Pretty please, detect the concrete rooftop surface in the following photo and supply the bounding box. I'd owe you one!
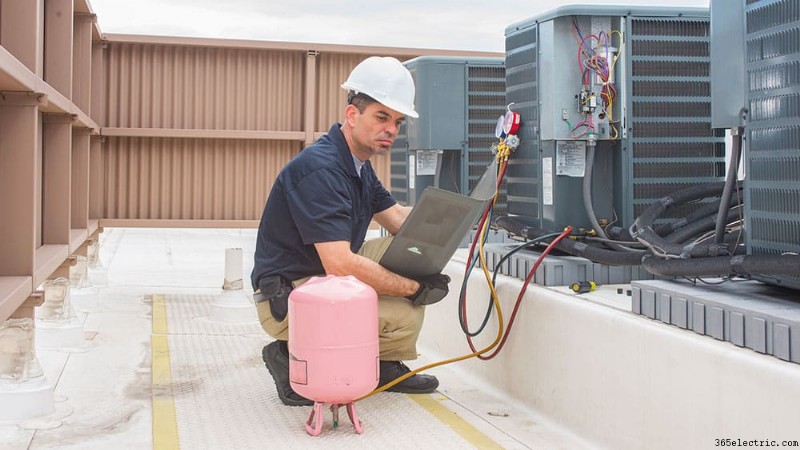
[1,228,798,449]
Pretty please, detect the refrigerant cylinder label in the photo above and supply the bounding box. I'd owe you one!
[556,141,586,177]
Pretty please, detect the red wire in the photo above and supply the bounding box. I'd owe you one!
[466,226,575,360]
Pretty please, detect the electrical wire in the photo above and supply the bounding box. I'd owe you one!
[584,236,647,248]
[461,233,562,338]
[571,21,624,140]
[361,155,511,400]
[471,226,574,361]
[457,155,509,335]
[367,125,584,394]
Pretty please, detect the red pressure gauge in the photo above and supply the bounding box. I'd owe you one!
[502,110,521,135]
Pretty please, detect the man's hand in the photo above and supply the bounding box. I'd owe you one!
[406,274,451,305]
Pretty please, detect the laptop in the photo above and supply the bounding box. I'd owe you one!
[378,160,497,279]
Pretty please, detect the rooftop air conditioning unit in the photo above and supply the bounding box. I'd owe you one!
[504,5,726,233]
[390,56,507,214]
[743,0,800,290]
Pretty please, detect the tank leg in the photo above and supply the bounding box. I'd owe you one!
[346,402,363,434]
[305,402,325,436]
[331,404,340,429]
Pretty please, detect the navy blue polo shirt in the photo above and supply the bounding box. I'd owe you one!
[251,123,396,288]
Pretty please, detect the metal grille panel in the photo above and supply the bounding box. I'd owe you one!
[504,25,539,222]
[626,16,725,227]
[631,19,711,37]
[391,124,409,205]
[467,64,507,215]
[746,0,800,290]
[393,58,505,209]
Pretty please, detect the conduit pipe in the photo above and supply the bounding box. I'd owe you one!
[495,216,646,266]
[642,254,800,278]
[630,182,732,258]
[714,127,743,245]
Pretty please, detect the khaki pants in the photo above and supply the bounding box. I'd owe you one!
[255,236,425,361]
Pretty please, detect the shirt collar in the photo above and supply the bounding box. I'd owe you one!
[328,123,361,178]
[352,154,365,177]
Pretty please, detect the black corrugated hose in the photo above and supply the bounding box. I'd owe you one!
[495,179,800,279]
[494,216,646,266]
[642,254,800,278]
[714,128,744,245]
[607,191,743,243]
[629,182,733,258]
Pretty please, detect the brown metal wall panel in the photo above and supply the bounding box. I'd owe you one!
[315,52,365,131]
[103,137,300,221]
[100,38,491,223]
[105,43,304,131]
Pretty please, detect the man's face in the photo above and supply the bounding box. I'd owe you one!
[346,102,405,160]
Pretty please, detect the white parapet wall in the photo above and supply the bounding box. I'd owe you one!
[419,256,800,449]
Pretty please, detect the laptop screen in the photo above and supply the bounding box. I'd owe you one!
[378,187,490,278]
[378,160,498,278]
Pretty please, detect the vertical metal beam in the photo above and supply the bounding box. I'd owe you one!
[43,0,74,98]
[0,93,43,276]
[0,0,43,75]
[42,114,73,245]
[90,42,105,123]
[304,50,318,146]
[72,13,94,113]
[71,128,90,231]
[88,135,104,221]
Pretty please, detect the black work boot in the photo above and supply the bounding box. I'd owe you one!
[378,360,439,394]
[262,341,313,406]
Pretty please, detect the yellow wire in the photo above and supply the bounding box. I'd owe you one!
[609,30,624,73]
[358,159,509,400]
[605,29,623,140]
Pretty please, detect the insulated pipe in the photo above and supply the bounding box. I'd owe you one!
[630,182,732,258]
[582,141,636,252]
[664,205,743,244]
[642,254,800,278]
[714,127,744,244]
[495,216,646,266]
[632,182,726,230]
[655,188,743,237]
[583,141,607,239]
[608,187,743,242]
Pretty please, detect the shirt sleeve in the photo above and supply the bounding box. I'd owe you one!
[285,168,353,245]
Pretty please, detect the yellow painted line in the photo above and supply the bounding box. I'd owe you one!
[408,393,503,450]
[152,294,180,450]
[153,294,169,335]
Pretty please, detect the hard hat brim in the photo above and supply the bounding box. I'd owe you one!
[341,84,419,118]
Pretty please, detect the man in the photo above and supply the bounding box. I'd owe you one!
[252,56,451,406]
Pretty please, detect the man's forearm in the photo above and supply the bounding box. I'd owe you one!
[325,251,419,298]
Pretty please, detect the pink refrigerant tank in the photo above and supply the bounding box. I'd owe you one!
[288,275,379,436]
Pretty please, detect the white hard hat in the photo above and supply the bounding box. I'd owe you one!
[341,56,419,118]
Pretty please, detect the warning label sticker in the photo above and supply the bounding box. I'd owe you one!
[556,141,586,177]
